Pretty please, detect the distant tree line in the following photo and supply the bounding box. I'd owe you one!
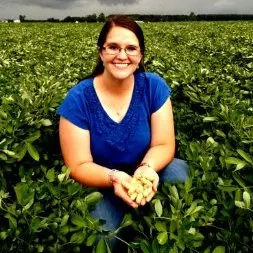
[127,13,253,22]
[10,12,253,23]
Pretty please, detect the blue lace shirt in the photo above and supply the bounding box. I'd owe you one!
[57,72,171,173]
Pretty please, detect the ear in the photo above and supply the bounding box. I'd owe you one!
[99,51,104,62]
[138,54,143,64]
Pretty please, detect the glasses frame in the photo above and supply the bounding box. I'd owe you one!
[102,44,141,56]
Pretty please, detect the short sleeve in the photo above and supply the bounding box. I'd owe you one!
[56,85,89,130]
[149,73,172,113]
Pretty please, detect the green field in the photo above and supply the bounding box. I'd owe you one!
[0,22,253,252]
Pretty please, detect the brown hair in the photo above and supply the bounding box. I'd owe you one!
[89,15,146,77]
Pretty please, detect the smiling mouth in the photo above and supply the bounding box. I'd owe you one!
[113,63,129,68]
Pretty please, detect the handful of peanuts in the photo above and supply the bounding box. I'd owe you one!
[122,172,156,205]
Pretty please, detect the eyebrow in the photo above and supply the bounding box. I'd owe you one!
[106,42,139,47]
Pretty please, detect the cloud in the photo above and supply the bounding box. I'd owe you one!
[214,0,234,7]
[3,0,139,9]
[29,0,77,9]
[97,0,140,5]
[2,0,84,10]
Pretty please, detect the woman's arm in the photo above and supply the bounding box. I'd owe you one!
[133,98,175,203]
[59,116,112,187]
[141,97,175,171]
[59,116,138,208]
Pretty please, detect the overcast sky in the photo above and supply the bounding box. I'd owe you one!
[1,0,252,20]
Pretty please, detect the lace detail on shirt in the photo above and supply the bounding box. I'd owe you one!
[87,74,145,152]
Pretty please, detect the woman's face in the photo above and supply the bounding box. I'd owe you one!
[100,26,142,81]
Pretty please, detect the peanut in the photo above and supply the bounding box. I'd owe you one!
[130,192,138,201]
[125,172,155,205]
[136,193,143,204]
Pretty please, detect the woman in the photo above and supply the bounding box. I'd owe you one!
[57,15,189,233]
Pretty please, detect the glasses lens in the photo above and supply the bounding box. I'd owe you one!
[126,46,139,56]
[106,45,119,54]
[103,45,140,55]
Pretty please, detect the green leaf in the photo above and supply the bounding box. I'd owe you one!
[191,206,204,215]
[2,149,16,157]
[210,199,217,205]
[58,173,65,182]
[212,246,225,253]
[169,246,179,253]
[140,241,151,253]
[170,185,179,199]
[234,161,247,171]
[204,247,211,253]
[226,157,248,171]
[41,119,52,126]
[16,145,27,161]
[0,138,6,146]
[155,221,167,232]
[157,231,168,245]
[70,231,85,244]
[243,191,251,208]
[59,226,69,235]
[5,214,17,229]
[0,190,9,200]
[235,201,245,208]
[235,189,242,201]
[46,169,55,182]
[237,149,253,165]
[37,245,44,253]
[46,183,58,197]
[86,233,97,247]
[25,130,41,143]
[225,157,244,165]
[184,202,203,217]
[0,231,8,240]
[218,185,238,192]
[119,213,133,228]
[71,214,86,227]
[23,198,35,212]
[184,201,197,217]
[188,227,196,235]
[84,192,103,207]
[203,117,218,122]
[150,240,161,253]
[185,177,192,193]
[26,142,40,161]
[233,173,246,188]
[0,110,7,119]
[60,214,69,226]
[96,238,107,253]
[169,220,177,233]
[105,240,112,253]
[215,129,226,138]
[206,137,218,146]
[67,183,81,195]
[14,183,35,207]
[31,218,47,233]
[0,153,7,160]
[154,199,163,217]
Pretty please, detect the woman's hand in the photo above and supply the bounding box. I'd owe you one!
[111,170,139,208]
[134,164,159,205]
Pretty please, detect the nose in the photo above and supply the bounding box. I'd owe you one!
[117,48,128,59]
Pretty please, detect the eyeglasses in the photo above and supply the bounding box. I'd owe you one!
[102,44,141,56]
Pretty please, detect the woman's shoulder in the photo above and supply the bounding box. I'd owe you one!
[135,72,169,89]
[69,77,94,94]
[136,72,171,113]
[136,71,166,83]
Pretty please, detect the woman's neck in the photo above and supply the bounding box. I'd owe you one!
[99,72,134,95]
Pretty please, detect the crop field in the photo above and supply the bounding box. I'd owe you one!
[0,21,252,252]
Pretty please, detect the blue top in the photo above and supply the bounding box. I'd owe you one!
[57,72,171,174]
